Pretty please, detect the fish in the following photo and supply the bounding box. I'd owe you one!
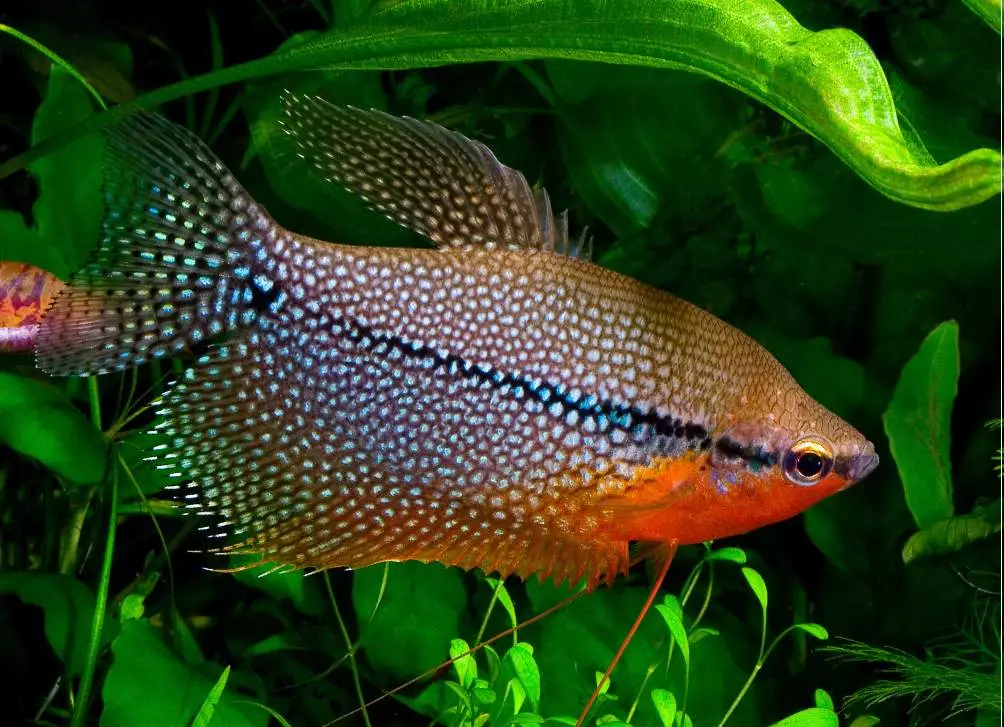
[0,262,64,353]
[31,92,878,720]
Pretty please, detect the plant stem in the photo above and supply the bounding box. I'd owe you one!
[717,626,797,727]
[69,461,118,727]
[0,24,107,110]
[324,572,372,727]
[474,577,506,646]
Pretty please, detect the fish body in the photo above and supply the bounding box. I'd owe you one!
[33,94,878,587]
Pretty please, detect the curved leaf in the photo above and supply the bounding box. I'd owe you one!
[902,499,1002,563]
[2,0,998,211]
[768,707,840,727]
[0,371,108,484]
[883,320,959,530]
[741,567,768,616]
[961,0,1002,34]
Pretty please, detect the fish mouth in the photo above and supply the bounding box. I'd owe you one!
[847,442,880,482]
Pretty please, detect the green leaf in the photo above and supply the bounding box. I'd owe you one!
[229,554,326,616]
[451,638,478,691]
[883,320,959,529]
[847,718,881,727]
[654,595,690,668]
[0,572,96,676]
[191,666,230,727]
[901,499,1003,563]
[504,642,541,712]
[0,372,108,485]
[6,0,999,211]
[351,562,464,679]
[651,689,678,727]
[485,576,519,629]
[101,620,265,727]
[793,624,829,641]
[813,689,834,710]
[767,707,840,727]
[741,567,768,616]
[704,547,747,564]
[961,0,1002,34]
[28,65,104,278]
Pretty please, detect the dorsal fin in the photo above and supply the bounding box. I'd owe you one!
[278,91,588,260]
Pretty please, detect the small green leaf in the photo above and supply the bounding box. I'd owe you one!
[451,638,478,691]
[505,643,541,712]
[902,499,1002,563]
[813,689,834,710]
[120,594,145,622]
[0,571,96,676]
[847,717,881,727]
[0,372,108,484]
[654,595,690,668]
[485,576,519,629]
[191,666,230,727]
[794,624,829,641]
[767,707,840,727]
[651,688,678,727]
[594,670,612,696]
[688,626,720,645]
[883,320,959,529]
[741,567,768,615]
[473,686,497,705]
[704,547,747,564]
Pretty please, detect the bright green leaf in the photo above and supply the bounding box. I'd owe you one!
[191,666,230,727]
[0,571,96,676]
[7,0,1000,211]
[961,0,1002,33]
[813,689,834,710]
[654,595,690,668]
[741,567,768,615]
[793,624,829,641]
[901,499,1003,563]
[704,547,747,564]
[651,689,677,727]
[767,707,840,727]
[485,576,519,629]
[883,320,959,529]
[0,371,108,484]
[450,639,478,691]
[505,642,541,712]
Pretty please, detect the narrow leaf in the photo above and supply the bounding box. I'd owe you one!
[901,499,1003,563]
[450,639,478,691]
[191,666,230,727]
[654,595,690,667]
[794,624,829,641]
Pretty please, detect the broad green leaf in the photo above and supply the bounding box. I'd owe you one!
[0,572,96,676]
[0,371,108,484]
[651,689,677,727]
[28,66,104,279]
[654,595,689,668]
[793,624,829,641]
[351,561,464,679]
[450,638,478,691]
[5,0,999,211]
[901,499,1003,563]
[229,554,326,616]
[767,707,840,727]
[704,547,747,564]
[883,320,959,529]
[101,620,265,727]
[191,666,231,727]
[813,689,834,710]
[741,567,768,615]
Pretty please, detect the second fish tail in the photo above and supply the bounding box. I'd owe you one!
[35,111,284,377]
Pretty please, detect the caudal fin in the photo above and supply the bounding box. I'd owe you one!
[35,112,277,377]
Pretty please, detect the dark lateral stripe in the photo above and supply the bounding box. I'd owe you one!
[714,436,777,467]
[334,316,710,448]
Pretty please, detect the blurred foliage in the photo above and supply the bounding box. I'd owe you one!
[0,1,999,726]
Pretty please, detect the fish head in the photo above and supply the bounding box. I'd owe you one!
[697,373,879,538]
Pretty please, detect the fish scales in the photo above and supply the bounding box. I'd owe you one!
[34,93,878,588]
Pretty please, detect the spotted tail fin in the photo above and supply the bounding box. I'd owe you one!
[35,112,278,377]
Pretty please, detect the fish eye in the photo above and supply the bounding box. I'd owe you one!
[783,438,834,486]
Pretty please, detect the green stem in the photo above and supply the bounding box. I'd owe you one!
[0,24,107,110]
[324,573,372,727]
[69,460,118,727]
[474,577,505,646]
[717,626,797,727]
